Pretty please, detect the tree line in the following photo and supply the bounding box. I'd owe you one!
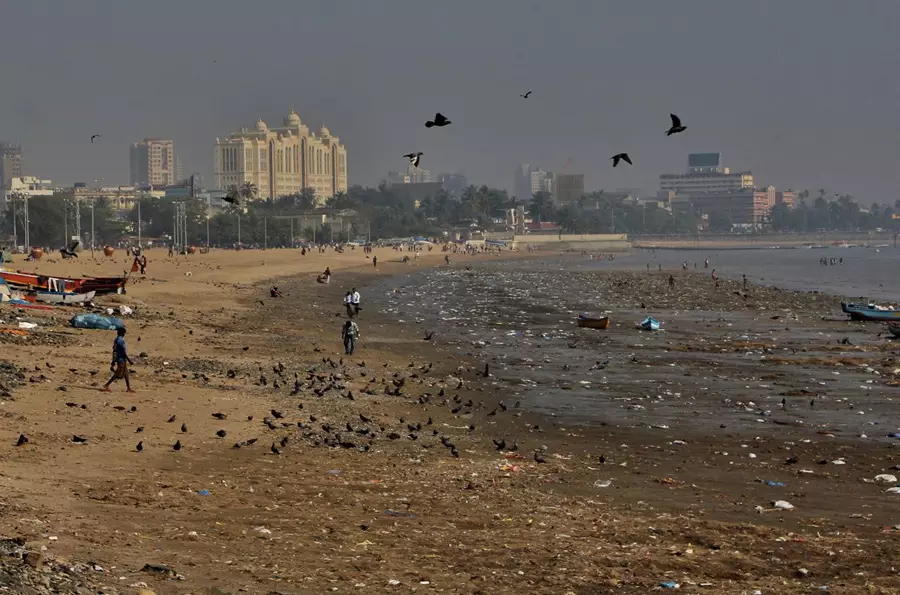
[3,185,895,249]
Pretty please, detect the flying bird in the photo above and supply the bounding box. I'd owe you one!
[90,135,101,143]
[425,113,451,128]
[666,113,686,136]
[403,152,423,168]
[520,91,532,99]
[611,153,632,167]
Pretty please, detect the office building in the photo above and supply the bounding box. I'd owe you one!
[553,173,584,205]
[2,176,60,211]
[130,139,176,187]
[775,191,795,208]
[659,153,754,195]
[438,173,468,198]
[514,164,554,200]
[670,188,773,226]
[213,109,348,204]
[0,143,23,190]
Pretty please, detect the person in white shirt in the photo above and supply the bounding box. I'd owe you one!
[344,292,354,317]
[351,288,361,316]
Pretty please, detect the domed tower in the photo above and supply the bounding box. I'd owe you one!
[255,119,268,133]
[284,109,301,128]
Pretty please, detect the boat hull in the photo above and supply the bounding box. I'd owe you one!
[0,270,126,295]
[640,317,661,331]
[888,322,900,338]
[841,302,900,321]
[577,316,610,329]
[33,290,96,304]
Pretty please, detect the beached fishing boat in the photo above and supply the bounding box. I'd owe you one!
[576,314,610,329]
[887,322,900,338]
[0,269,126,295]
[30,290,96,305]
[639,316,661,331]
[74,276,127,295]
[841,302,900,322]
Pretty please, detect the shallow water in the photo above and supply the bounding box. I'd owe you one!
[370,252,900,441]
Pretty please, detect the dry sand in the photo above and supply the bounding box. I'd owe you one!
[0,247,897,594]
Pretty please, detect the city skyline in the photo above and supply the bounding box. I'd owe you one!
[0,1,898,203]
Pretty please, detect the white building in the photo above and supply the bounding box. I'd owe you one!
[513,165,554,200]
[2,176,62,210]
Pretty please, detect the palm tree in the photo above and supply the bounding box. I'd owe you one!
[240,181,258,202]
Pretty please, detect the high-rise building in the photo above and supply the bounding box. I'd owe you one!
[0,143,23,190]
[130,139,176,187]
[175,157,185,184]
[659,152,753,195]
[213,109,348,204]
[438,173,468,198]
[514,165,554,200]
[553,173,584,205]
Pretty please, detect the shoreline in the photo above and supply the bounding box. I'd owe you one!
[0,248,897,594]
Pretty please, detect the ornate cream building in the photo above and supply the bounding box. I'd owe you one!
[214,109,348,203]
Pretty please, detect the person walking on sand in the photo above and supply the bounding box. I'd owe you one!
[351,287,361,316]
[743,274,748,289]
[344,291,354,317]
[372,255,378,268]
[668,274,675,288]
[102,328,135,393]
[342,319,360,355]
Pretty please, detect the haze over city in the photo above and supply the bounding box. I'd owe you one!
[1,0,899,201]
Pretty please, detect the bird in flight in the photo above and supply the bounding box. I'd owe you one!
[520,91,532,99]
[425,113,451,128]
[403,152,423,168]
[90,135,101,143]
[611,153,632,167]
[666,113,686,136]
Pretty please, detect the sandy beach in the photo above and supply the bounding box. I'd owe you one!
[0,247,898,595]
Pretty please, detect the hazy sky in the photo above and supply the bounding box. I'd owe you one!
[1,0,899,202]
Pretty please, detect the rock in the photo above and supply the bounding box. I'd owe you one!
[136,590,158,595]
[23,551,42,569]
[874,474,898,483]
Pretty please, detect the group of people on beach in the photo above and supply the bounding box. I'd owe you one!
[341,288,361,355]
[820,256,843,266]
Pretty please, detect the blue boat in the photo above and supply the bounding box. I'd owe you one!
[639,316,661,331]
[841,302,900,322]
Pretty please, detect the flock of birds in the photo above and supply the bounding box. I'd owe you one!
[404,92,688,171]
[12,355,565,464]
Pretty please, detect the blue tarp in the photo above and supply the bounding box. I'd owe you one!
[70,313,125,330]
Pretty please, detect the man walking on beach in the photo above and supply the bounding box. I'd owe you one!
[351,287,361,316]
[342,319,360,355]
[102,328,135,393]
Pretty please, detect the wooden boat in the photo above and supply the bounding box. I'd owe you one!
[841,302,900,322]
[0,269,126,295]
[639,316,661,331]
[74,276,127,295]
[576,314,610,329]
[887,322,900,338]
[30,290,96,305]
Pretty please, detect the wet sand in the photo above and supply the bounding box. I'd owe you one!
[0,248,898,594]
